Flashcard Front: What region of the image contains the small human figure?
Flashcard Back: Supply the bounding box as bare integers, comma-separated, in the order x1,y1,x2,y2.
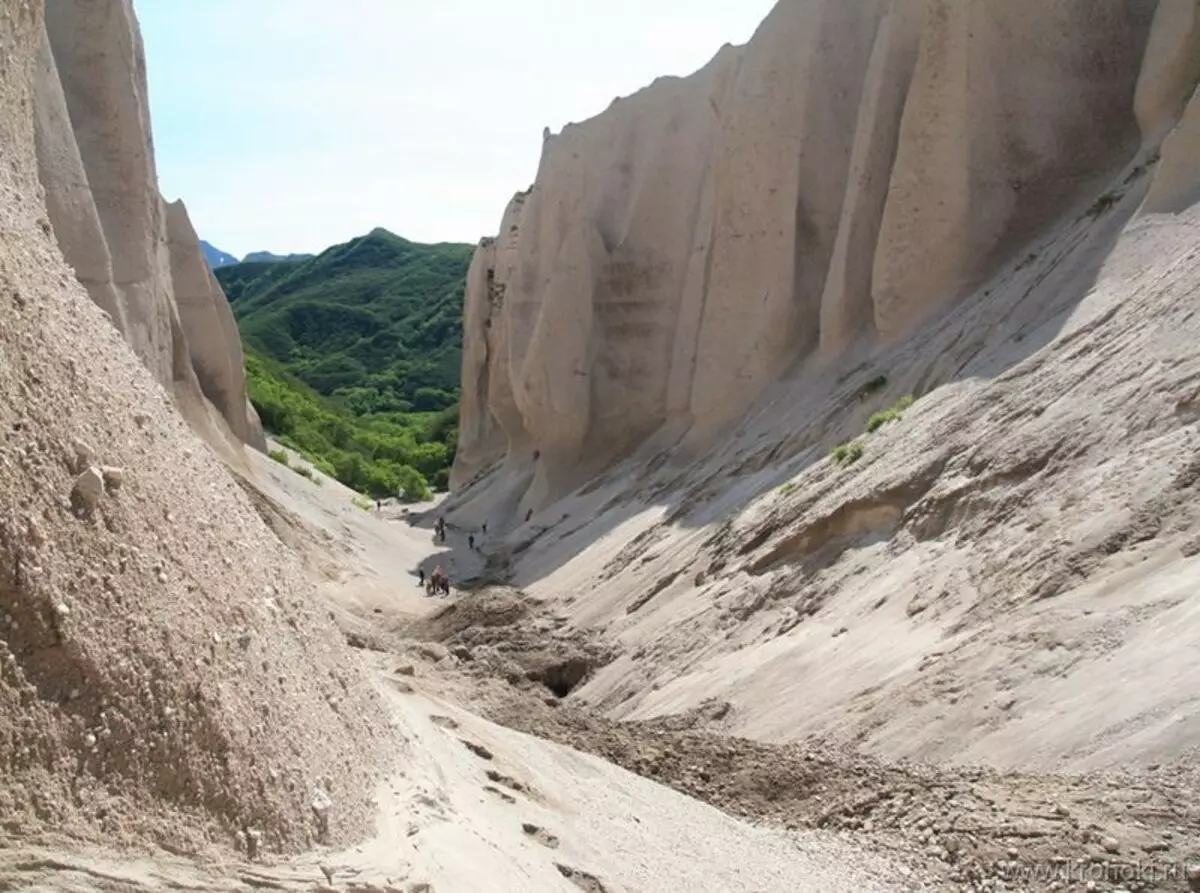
481,521,488,535
417,568,425,587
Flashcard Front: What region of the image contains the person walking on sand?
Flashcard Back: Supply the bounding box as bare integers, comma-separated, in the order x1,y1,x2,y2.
468,533,475,550
417,568,425,588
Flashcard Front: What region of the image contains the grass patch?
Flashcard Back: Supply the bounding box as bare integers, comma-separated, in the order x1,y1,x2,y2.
866,395,914,433
1087,191,1120,218
268,445,322,485
854,372,892,398
778,482,797,496
831,441,864,465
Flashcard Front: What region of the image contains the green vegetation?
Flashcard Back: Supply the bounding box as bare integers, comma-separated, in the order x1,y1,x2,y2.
244,350,454,500
218,228,471,413
866,395,914,433
832,441,864,465
266,445,320,484
778,481,797,496
219,228,473,499
830,394,915,469
859,374,888,396
1087,191,1120,218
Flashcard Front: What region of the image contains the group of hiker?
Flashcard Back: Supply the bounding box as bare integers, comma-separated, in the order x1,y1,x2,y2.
418,564,449,596
417,515,489,597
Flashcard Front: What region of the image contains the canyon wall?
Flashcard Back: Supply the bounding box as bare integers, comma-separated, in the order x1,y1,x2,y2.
32,0,262,458
453,0,1199,513
0,0,388,849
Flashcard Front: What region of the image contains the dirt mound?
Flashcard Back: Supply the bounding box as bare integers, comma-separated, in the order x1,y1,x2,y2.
399,588,614,699
0,3,391,856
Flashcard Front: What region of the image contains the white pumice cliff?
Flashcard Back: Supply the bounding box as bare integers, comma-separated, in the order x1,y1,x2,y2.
448,0,1200,774
454,0,1199,511
32,0,262,458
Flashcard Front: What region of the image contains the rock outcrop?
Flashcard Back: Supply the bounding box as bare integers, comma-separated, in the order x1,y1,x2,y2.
32,0,262,458
1,0,389,853
453,0,1200,516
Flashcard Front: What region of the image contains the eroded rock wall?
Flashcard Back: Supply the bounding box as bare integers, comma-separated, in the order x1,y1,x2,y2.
0,0,389,851
165,199,266,452
33,0,261,457
455,0,1189,515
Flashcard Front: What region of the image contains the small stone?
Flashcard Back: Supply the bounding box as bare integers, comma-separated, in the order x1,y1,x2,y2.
100,466,124,491
1185,864,1200,892
396,664,416,677
83,732,97,748
1100,836,1120,854
70,466,106,513
245,828,262,860
1054,803,1070,817
71,438,95,469
311,787,333,815
54,602,70,619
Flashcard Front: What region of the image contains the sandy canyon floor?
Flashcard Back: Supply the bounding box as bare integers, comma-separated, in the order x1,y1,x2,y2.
2,443,1198,893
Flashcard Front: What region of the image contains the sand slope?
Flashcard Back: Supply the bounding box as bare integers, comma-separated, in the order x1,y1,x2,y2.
0,666,916,893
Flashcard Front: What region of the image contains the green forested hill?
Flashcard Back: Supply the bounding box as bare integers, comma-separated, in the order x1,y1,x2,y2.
216,228,473,498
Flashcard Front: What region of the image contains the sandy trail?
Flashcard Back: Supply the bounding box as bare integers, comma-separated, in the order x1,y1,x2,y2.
245,442,488,623
0,664,918,893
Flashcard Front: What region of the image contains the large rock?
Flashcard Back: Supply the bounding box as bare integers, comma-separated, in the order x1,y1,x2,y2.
454,0,1191,515
32,0,262,457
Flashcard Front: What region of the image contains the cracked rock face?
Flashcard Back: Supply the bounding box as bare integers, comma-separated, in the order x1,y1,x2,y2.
453,0,1200,518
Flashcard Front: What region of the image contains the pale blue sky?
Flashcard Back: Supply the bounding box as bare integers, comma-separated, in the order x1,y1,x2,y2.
135,1,775,258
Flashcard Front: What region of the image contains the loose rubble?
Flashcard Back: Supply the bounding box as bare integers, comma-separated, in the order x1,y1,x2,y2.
401,586,1200,893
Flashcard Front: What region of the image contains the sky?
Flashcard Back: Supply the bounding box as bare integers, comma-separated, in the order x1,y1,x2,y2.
135,1,776,259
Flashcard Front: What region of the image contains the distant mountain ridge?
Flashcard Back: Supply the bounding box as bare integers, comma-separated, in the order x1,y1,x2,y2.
200,240,237,268
242,250,315,264
215,227,471,411
200,240,314,269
